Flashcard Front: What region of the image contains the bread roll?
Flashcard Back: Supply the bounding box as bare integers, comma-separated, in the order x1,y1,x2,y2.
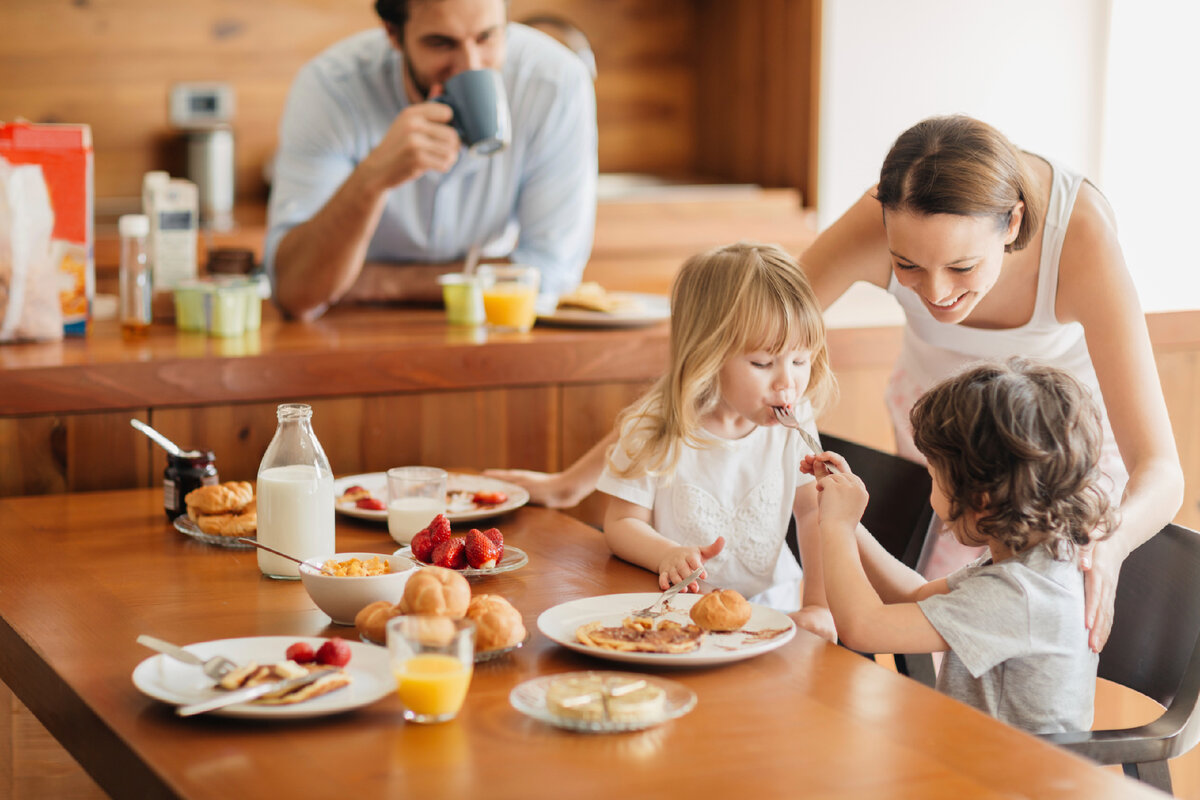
355,600,401,644
689,589,752,632
398,567,470,619
466,594,526,651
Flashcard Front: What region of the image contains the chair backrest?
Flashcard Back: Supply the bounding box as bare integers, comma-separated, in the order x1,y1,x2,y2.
787,433,932,568
1101,522,1200,707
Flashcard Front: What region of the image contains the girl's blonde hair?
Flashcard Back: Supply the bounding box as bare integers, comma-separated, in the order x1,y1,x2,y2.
610,241,836,479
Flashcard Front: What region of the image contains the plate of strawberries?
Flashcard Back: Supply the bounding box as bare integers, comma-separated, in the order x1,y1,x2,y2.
393,514,528,577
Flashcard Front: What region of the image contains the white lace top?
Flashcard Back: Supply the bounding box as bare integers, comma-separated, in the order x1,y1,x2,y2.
596,403,817,611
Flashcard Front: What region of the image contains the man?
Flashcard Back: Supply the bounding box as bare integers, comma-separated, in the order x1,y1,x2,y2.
265,0,598,320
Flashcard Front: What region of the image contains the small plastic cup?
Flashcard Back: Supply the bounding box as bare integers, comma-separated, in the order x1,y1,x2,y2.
388,616,475,723
386,466,447,545
438,273,485,327
478,265,539,333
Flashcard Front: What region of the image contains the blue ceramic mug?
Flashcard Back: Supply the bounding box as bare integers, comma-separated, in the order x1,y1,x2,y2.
435,69,512,156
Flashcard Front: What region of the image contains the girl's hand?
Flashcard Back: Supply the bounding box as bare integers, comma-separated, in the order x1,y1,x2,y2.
792,604,837,643
657,537,725,591
800,451,851,478
815,472,869,531
1079,537,1122,652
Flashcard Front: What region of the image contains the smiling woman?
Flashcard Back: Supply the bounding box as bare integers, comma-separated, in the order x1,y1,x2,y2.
803,114,1184,653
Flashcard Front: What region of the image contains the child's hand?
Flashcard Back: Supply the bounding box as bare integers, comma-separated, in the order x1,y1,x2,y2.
792,604,837,643
656,537,725,591
815,471,869,530
800,450,851,478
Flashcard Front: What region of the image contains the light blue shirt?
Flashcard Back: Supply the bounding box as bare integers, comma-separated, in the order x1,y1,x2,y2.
265,24,598,303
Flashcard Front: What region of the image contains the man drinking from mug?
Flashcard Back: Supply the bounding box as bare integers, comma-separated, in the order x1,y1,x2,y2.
266,0,598,320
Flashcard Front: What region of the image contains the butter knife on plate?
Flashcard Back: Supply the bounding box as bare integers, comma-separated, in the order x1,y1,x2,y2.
176,668,339,717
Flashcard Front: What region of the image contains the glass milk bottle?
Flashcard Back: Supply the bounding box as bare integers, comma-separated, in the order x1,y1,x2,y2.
255,403,335,579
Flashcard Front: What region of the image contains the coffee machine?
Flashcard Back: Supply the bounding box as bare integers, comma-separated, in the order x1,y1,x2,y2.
169,82,236,232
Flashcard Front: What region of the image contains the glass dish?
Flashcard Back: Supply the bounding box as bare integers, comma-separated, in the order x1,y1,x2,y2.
509,671,697,733
392,544,528,578
173,515,256,549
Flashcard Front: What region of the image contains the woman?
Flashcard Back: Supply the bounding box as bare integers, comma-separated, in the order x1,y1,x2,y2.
489,115,1184,651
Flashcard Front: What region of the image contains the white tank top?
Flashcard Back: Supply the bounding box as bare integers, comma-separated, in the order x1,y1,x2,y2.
884,157,1127,500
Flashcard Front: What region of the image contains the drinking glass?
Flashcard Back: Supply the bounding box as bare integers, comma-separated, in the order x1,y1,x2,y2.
478,264,540,333
386,466,447,546
438,273,485,327
387,616,476,723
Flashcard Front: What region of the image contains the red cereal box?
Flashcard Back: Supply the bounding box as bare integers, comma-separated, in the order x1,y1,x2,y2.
0,122,94,336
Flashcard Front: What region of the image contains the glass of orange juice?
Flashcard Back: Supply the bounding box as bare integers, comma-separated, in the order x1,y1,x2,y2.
387,616,475,723
478,264,540,332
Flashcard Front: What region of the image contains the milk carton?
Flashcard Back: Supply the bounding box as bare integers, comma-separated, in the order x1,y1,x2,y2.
143,176,198,291
0,122,94,336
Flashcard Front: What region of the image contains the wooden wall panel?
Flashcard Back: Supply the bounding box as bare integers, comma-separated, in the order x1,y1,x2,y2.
1,0,708,201
0,412,151,497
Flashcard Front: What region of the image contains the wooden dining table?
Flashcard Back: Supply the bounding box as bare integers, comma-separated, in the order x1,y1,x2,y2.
0,488,1161,799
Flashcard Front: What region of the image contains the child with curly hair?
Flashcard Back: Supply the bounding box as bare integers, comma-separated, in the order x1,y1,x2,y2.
807,357,1116,732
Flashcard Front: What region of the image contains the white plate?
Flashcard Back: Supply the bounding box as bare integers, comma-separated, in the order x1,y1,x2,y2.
333,472,530,523
537,293,670,329
392,544,529,578
173,515,255,549
510,671,696,733
537,593,795,667
132,636,393,719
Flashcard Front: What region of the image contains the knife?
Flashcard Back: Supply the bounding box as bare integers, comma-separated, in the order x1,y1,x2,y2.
175,668,339,717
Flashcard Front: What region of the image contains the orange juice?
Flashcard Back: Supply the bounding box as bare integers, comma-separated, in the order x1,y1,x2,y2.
481,284,537,331
395,653,472,719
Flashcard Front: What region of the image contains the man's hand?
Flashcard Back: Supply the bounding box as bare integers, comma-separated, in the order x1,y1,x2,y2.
362,101,460,188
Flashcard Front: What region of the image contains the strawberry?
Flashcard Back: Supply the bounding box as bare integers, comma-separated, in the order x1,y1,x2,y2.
286,641,316,663
472,490,507,506
355,497,386,511
465,528,501,569
482,527,504,562
315,638,352,667
428,513,453,547
432,536,467,570
410,528,436,563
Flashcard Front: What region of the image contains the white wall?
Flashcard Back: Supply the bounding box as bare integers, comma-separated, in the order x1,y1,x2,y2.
817,0,1200,318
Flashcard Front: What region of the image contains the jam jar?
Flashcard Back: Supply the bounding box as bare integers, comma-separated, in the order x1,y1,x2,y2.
164,450,218,521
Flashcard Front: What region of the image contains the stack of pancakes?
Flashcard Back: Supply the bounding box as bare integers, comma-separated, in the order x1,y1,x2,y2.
185,481,257,537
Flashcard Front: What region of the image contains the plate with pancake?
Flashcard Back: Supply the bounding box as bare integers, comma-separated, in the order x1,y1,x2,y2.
333,472,529,523
537,592,795,667
537,291,669,329
132,636,393,719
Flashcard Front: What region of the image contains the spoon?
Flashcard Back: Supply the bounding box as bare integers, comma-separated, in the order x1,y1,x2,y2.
130,419,185,457
236,538,337,576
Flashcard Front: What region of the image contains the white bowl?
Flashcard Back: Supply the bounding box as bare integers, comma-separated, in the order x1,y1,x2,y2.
299,552,417,625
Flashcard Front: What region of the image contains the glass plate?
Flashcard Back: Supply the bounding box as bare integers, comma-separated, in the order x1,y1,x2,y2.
173,515,256,549
509,671,697,733
392,544,528,577
333,472,530,523
358,630,529,663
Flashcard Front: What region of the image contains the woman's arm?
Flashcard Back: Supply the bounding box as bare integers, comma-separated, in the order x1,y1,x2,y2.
602,494,724,591
1057,182,1186,650
486,429,617,508
799,189,895,309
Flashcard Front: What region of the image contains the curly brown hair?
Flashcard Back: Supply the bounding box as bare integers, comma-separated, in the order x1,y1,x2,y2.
909,357,1116,558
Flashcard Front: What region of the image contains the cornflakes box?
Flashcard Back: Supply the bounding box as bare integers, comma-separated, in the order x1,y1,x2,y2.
0,122,94,336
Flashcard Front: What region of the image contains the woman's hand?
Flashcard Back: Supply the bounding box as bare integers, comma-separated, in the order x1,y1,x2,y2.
792,604,837,643
483,468,591,508
656,538,725,591
1080,537,1123,652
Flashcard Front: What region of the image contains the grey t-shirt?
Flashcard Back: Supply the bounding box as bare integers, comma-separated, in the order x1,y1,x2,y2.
917,544,1097,733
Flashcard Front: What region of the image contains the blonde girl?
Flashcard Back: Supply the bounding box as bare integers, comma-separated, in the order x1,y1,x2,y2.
596,242,837,637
